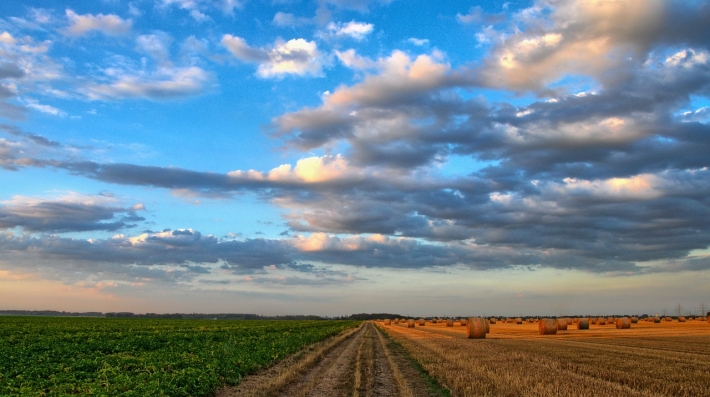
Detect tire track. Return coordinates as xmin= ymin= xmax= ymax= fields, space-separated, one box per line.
xmin=223 ymin=322 xmax=446 ymax=397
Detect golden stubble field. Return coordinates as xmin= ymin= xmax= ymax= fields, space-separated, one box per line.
xmin=378 ymin=319 xmax=710 ymax=397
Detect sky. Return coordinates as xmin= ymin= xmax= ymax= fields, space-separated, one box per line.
xmin=1 ymin=0 xmax=709 ymax=317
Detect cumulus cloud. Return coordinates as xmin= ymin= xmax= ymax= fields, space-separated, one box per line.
xmin=222 ymin=35 xmax=323 ymax=78
xmin=2 ymin=0 xmax=710 ymax=281
xmin=63 ymin=10 xmax=132 ymax=36
xmin=473 ymin=0 xmax=710 ymax=91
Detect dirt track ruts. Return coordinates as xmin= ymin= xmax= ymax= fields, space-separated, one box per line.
xmin=218 ymin=322 xmax=445 ymax=397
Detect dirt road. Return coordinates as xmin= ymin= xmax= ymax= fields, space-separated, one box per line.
xmin=218 ymin=322 xmax=446 ymax=397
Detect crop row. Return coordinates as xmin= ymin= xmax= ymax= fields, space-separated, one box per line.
xmin=0 ymin=316 xmax=359 ymax=396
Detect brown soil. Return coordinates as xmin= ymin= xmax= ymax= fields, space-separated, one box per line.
xmin=217 ymin=322 xmax=445 ymax=397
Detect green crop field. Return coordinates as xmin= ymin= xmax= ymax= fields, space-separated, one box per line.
xmin=0 ymin=316 xmax=359 ymax=396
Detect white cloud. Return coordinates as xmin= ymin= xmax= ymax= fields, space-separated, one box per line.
xmin=82 ymin=66 xmax=212 ymax=100
xmin=227 ymin=155 xmax=359 ymax=184
xmin=0 ymin=32 xmax=17 ymax=45
xmin=221 ymin=35 xmax=323 ymax=78
xmin=272 ymin=12 xmax=312 ymax=27
xmin=63 ymin=10 xmax=132 ymax=36
xmin=24 ymin=99 xmax=67 ymax=117
xmin=335 ymin=49 xmax=378 ymax=70
xmin=135 ymin=33 xmax=173 ymax=64
xmin=407 ymin=38 xmax=429 ymax=46
xmin=158 ymin=0 xmax=244 ymax=20
xmin=323 ymin=21 xmax=373 ymax=41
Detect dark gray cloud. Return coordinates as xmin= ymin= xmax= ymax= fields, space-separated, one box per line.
xmin=0 ymin=194 xmax=144 ymax=233
xmin=0 ymin=229 xmax=294 ymax=277
xmin=0 ymin=61 xmax=25 ymax=79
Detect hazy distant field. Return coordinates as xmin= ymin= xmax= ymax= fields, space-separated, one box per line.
xmin=0 ymin=317 xmax=358 ymax=396
xmin=379 ymin=319 xmax=710 ymax=396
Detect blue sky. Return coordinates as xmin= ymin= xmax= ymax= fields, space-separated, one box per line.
xmin=1 ymin=0 xmax=710 ymax=316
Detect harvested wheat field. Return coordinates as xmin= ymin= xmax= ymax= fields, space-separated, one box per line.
xmin=378 ymin=319 xmax=710 ymax=396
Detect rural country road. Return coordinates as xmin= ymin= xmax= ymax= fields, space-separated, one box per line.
xmin=219 ymin=322 xmax=444 ymax=397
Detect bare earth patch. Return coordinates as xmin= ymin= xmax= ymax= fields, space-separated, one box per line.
xmin=218 ymin=322 xmax=446 ymax=397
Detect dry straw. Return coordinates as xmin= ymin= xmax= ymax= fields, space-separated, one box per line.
xmin=418 ymin=319 xmax=425 ymax=326
xmin=653 ymin=316 xmax=661 ymax=323
xmin=597 ymin=317 xmax=606 ymax=325
xmin=489 ymin=318 xmax=497 ymax=324
xmin=446 ymin=319 xmax=454 ymax=327
xmin=557 ymin=318 xmax=568 ymax=330
xmin=384 ymin=319 xmax=391 ymax=325
xmin=539 ymin=318 xmax=558 ymax=335
xmin=407 ymin=319 xmax=415 ymax=328
xmin=515 ymin=318 xmax=523 ymax=324
xmin=616 ymin=317 xmax=631 ymax=329
xmin=466 ymin=317 xmax=488 ymax=339
xmin=678 ymin=316 xmax=686 ymax=322
xmin=577 ymin=318 xmax=589 ymax=330
xmin=460 ymin=319 xmax=467 ymax=326
xmin=630 ymin=317 xmax=638 ymax=323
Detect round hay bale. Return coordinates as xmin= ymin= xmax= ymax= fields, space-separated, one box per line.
xmin=590 ymin=318 xmax=596 ymax=324
xmin=489 ymin=318 xmax=497 ymax=324
xmin=515 ymin=318 xmax=523 ymax=324
xmin=557 ymin=318 xmax=568 ymax=330
xmin=539 ymin=318 xmax=558 ymax=335
xmin=597 ymin=317 xmax=606 ymax=325
xmin=678 ymin=316 xmax=686 ymax=322
xmin=485 ymin=320 xmax=490 ymax=333
xmin=664 ymin=317 xmax=672 ymax=322
xmin=607 ymin=317 xmax=614 ymax=324
xmin=616 ymin=317 xmax=631 ymax=329
xmin=527 ymin=318 xmax=534 ymax=323
xmin=384 ymin=319 xmax=391 ymax=325
xmin=577 ymin=318 xmax=590 ymax=330
xmin=652 ymin=316 xmax=661 ymax=323
xmin=466 ymin=317 xmax=487 ymax=339
xmin=630 ymin=317 xmax=638 ymax=323
xmin=418 ymin=319 xmax=425 ymax=326
xmin=407 ymin=319 xmax=415 ymax=328
xmin=431 ymin=319 xmax=437 ymax=324
xmin=446 ymin=319 xmax=454 ymax=327
xmin=459 ymin=319 xmax=467 ymax=326
xmin=706 ymin=315 xmax=710 ymax=323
